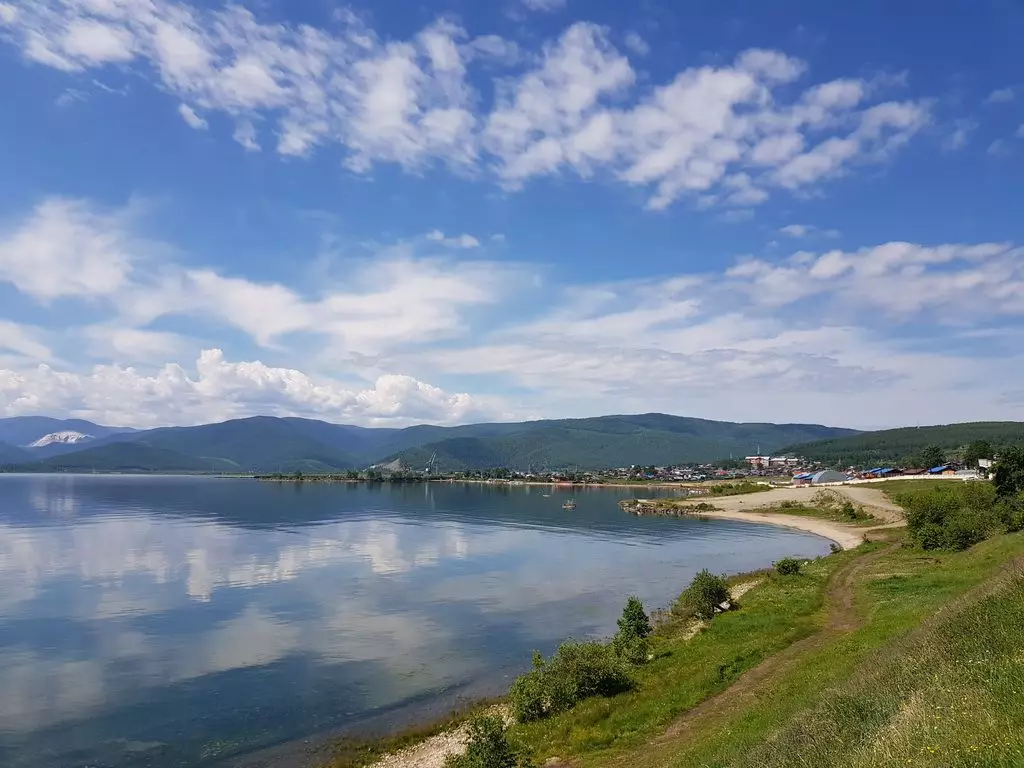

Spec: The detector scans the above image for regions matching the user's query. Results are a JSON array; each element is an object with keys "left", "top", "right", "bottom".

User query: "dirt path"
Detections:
[{"left": 594, "top": 542, "right": 902, "bottom": 768}]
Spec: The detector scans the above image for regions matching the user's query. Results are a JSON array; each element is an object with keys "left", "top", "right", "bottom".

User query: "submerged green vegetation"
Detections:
[{"left": 329, "top": 477, "right": 1024, "bottom": 768}]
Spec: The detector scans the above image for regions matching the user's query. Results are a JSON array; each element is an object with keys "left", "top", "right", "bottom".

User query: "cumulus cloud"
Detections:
[
  {"left": 425, "top": 229, "right": 481, "bottom": 248},
  {"left": 986, "top": 87, "right": 1015, "bottom": 104},
  {"left": 622, "top": 32, "right": 649, "bottom": 57},
  {"left": 0, "top": 2, "right": 930, "bottom": 210},
  {"left": 519, "top": 0, "right": 567, "bottom": 12},
  {"left": 941, "top": 118, "right": 978, "bottom": 151},
  {"left": 0, "top": 349, "right": 499, "bottom": 427},
  {"left": 0, "top": 198, "right": 136, "bottom": 300},
  {"left": 177, "top": 102, "right": 207, "bottom": 129},
  {"left": 405, "top": 238, "right": 1024, "bottom": 428},
  {"left": 779, "top": 223, "right": 841, "bottom": 238},
  {"left": 2, "top": 198, "right": 527, "bottom": 356}
]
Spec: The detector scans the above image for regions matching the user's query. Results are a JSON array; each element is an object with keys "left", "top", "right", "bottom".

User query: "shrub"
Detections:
[
  {"left": 774, "top": 557, "right": 802, "bottom": 575},
  {"left": 617, "top": 596, "right": 652, "bottom": 639},
  {"left": 673, "top": 569, "right": 731, "bottom": 621},
  {"left": 444, "top": 715, "right": 534, "bottom": 768},
  {"left": 900, "top": 483, "right": 1004, "bottom": 551},
  {"left": 508, "top": 641, "right": 634, "bottom": 722},
  {"left": 612, "top": 596, "right": 652, "bottom": 665},
  {"left": 829, "top": 542, "right": 843, "bottom": 554}
]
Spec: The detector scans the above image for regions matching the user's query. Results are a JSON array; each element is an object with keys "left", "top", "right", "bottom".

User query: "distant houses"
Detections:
[{"left": 793, "top": 470, "right": 850, "bottom": 486}]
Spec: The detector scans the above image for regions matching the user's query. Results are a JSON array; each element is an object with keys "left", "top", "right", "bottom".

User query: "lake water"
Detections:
[{"left": 0, "top": 475, "right": 831, "bottom": 767}]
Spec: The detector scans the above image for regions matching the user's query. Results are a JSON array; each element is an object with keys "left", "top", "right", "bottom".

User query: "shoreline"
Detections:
[
  {"left": 698, "top": 509, "right": 866, "bottom": 550},
  {"left": 229, "top": 485, "right": 906, "bottom": 767},
  {"left": 623, "top": 483, "right": 908, "bottom": 550}
]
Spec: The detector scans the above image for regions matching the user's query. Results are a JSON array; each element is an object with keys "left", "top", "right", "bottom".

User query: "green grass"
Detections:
[
  {"left": 763, "top": 497, "right": 876, "bottom": 526},
  {"left": 510, "top": 546, "right": 866, "bottom": 761},
  {"left": 506, "top": 530, "right": 1024, "bottom": 767},
  {"left": 736, "top": 569, "right": 1024, "bottom": 767}
]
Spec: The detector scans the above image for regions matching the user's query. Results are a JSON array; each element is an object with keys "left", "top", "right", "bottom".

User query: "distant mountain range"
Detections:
[{"left": 0, "top": 413, "right": 859, "bottom": 473}]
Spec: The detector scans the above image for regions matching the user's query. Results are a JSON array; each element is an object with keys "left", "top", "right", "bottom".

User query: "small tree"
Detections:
[
  {"left": 963, "top": 440, "right": 994, "bottom": 467},
  {"left": 445, "top": 715, "right": 534, "bottom": 768},
  {"left": 617, "top": 596, "right": 652, "bottom": 639},
  {"left": 612, "top": 595, "right": 652, "bottom": 665},
  {"left": 993, "top": 447, "right": 1024, "bottom": 498},
  {"left": 920, "top": 445, "right": 946, "bottom": 468}
]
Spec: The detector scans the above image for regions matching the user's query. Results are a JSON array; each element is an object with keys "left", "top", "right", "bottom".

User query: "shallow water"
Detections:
[{"left": 0, "top": 475, "right": 831, "bottom": 767}]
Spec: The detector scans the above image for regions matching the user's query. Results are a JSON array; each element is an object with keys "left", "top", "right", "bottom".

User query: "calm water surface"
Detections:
[{"left": 0, "top": 475, "right": 831, "bottom": 767}]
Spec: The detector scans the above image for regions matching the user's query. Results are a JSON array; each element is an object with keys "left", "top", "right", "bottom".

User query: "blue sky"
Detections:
[{"left": 0, "top": 0, "right": 1022, "bottom": 430}]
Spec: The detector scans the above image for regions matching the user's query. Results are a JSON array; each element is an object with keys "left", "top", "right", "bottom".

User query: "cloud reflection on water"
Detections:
[{"left": 0, "top": 476, "right": 829, "bottom": 766}]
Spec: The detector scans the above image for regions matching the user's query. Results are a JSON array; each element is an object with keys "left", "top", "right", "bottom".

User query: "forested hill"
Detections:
[
  {"left": 783, "top": 421, "right": 1024, "bottom": 467},
  {"left": 381, "top": 415, "right": 857, "bottom": 471},
  {"left": 3, "top": 413, "right": 857, "bottom": 473}
]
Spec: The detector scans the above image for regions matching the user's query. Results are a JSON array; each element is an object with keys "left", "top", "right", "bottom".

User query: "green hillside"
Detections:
[
  {"left": 387, "top": 415, "right": 858, "bottom": 471},
  {"left": 784, "top": 421, "right": 1024, "bottom": 467},
  {"left": 18, "top": 443, "right": 240, "bottom": 473},
  {"left": 109, "top": 417, "right": 359, "bottom": 471},
  {"left": 8, "top": 413, "right": 856, "bottom": 473}
]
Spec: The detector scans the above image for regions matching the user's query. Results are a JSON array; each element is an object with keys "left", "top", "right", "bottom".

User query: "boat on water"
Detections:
[{"left": 562, "top": 500, "right": 577, "bottom": 510}]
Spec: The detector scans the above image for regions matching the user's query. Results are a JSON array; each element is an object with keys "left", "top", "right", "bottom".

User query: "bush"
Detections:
[
  {"left": 444, "top": 715, "right": 533, "bottom": 768},
  {"left": 774, "top": 557, "right": 802, "bottom": 575},
  {"left": 673, "top": 569, "right": 731, "bottom": 621},
  {"left": 829, "top": 542, "right": 843, "bottom": 554},
  {"left": 900, "top": 483, "right": 1004, "bottom": 551},
  {"left": 509, "top": 641, "right": 634, "bottom": 722}
]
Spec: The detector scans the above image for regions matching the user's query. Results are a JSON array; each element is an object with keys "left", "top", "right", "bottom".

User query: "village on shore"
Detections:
[{"left": 259, "top": 451, "right": 989, "bottom": 486}]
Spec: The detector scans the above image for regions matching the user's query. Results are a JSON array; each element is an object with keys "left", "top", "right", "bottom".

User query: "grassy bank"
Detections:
[
  {"left": 319, "top": 480, "right": 1024, "bottom": 768},
  {"left": 503, "top": 485, "right": 1024, "bottom": 767}
]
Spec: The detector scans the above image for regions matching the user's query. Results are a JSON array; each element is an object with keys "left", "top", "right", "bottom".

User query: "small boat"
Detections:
[{"left": 562, "top": 500, "right": 577, "bottom": 510}]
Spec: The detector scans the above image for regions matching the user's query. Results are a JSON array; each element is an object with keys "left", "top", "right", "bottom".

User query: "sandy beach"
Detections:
[{"left": 675, "top": 484, "right": 905, "bottom": 550}]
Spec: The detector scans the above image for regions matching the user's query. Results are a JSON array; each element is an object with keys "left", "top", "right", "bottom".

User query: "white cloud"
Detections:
[
  {"left": 0, "top": 322, "right": 52, "bottom": 361},
  {"left": 0, "top": 349, "right": 500, "bottom": 427},
  {"left": 425, "top": 229, "right": 481, "bottom": 248},
  {"left": 519, "top": 0, "right": 567, "bottom": 12},
  {"left": 0, "top": 198, "right": 135, "bottom": 300},
  {"left": 779, "top": 223, "right": 841, "bottom": 238},
  {"left": 0, "top": 4, "right": 17, "bottom": 25},
  {"left": 81, "top": 325, "right": 188, "bottom": 361},
  {"left": 986, "top": 87, "right": 1015, "bottom": 104},
  {"left": 177, "top": 102, "right": 207, "bottom": 129},
  {"left": 1016, "top": 124, "right": 1024, "bottom": 139},
  {"left": 61, "top": 18, "right": 134, "bottom": 64},
  {"left": 941, "top": 119, "right": 978, "bottom": 151},
  {"left": 0, "top": 3, "right": 929, "bottom": 209},
  {"left": 623, "top": 32, "right": 649, "bottom": 57},
  {"left": 233, "top": 119, "right": 260, "bottom": 152},
  {"left": 403, "top": 237, "right": 1024, "bottom": 428},
  {"left": 988, "top": 139, "right": 1012, "bottom": 157},
  {"left": 1, "top": 198, "right": 529, "bottom": 359}
]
